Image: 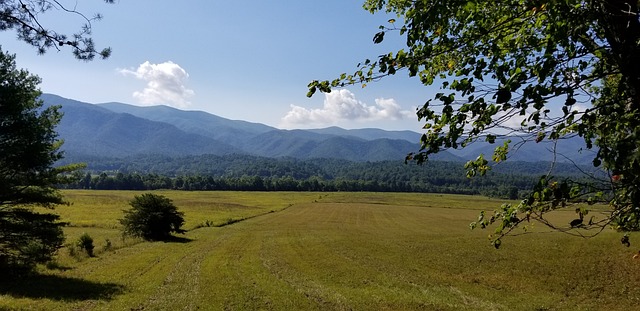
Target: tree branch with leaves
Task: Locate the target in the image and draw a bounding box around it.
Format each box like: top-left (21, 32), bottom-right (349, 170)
top-left (0, 0), bottom-right (113, 60)
top-left (309, 0), bottom-right (640, 247)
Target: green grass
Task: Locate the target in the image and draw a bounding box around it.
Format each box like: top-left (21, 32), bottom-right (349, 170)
top-left (1, 191), bottom-right (638, 310)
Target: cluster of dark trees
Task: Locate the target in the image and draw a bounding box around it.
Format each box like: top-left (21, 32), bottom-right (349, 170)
top-left (66, 171), bottom-right (516, 196)
top-left (61, 155), bottom-right (600, 199)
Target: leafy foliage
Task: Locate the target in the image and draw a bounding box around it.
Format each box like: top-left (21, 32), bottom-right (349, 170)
top-left (0, 53), bottom-right (69, 209)
top-left (0, 0), bottom-right (113, 60)
top-left (0, 48), bottom-right (79, 274)
top-left (309, 0), bottom-right (640, 245)
top-left (77, 233), bottom-right (95, 257)
top-left (120, 194), bottom-right (185, 241)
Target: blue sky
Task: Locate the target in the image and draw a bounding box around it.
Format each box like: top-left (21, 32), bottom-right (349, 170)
top-left (0, 1), bottom-right (434, 131)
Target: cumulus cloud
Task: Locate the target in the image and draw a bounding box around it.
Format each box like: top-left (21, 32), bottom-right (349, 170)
top-left (281, 89), bottom-right (412, 127)
top-left (120, 61), bottom-right (194, 108)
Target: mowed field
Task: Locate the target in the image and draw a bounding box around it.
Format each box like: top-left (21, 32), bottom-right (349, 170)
top-left (1, 190), bottom-right (639, 310)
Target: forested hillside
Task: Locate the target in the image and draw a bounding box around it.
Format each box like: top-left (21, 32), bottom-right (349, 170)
top-left (42, 94), bottom-right (592, 165)
top-left (43, 94), bottom-right (444, 162)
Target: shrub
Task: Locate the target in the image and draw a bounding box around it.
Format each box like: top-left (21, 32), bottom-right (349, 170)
top-left (119, 193), bottom-right (185, 241)
top-left (67, 244), bottom-right (78, 257)
top-left (103, 238), bottom-right (112, 252)
top-left (77, 233), bottom-right (94, 257)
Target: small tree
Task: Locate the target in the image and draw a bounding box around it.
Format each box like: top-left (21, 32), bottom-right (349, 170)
top-left (77, 233), bottom-right (95, 257)
top-left (120, 194), bottom-right (185, 241)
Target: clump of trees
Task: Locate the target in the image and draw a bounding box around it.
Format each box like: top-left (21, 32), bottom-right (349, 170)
top-left (120, 194), bottom-right (185, 241)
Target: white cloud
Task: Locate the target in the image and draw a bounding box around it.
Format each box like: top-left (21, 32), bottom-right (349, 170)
top-left (120, 61), bottom-right (195, 108)
top-left (571, 103), bottom-right (588, 113)
top-left (281, 89), bottom-right (412, 128)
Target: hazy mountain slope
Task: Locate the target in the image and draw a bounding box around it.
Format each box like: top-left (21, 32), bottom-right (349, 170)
top-left (243, 130), bottom-right (325, 158)
top-left (97, 102), bottom-right (274, 145)
top-left (245, 131), bottom-right (462, 162)
top-left (447, 136), bottom-right (595, 164)
top-left (40, 94), bottom-right (593, 165)
top-left (41, 94), bottom-right (241, 157)
top-left (44, 94), bottom-right (430, 161)
top-left (307, 126), bottom-right (422, 142)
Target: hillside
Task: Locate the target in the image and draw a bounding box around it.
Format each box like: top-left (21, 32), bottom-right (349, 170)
top-left (97, 101), bottom-right (274, 146)
top-left (41, 94), bottom-right (593, 165)
top-left (41, 94), bottom-right (240, 157)
top-left (41, 94), bottom-right (440, 162)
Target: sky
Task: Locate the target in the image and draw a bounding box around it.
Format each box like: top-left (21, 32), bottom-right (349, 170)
top-left (0, 0), bottom-right (436, 131)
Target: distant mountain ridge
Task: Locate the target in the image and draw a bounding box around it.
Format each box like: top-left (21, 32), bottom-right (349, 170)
top-left (306, 126), bottom-right (421, 142)
top-left (43, 94), bottom-right (240, 157)
top-left (41, 94), bottom-right (594, 165)
top-left (97, 101), bottom-right (274, 146)
top-left (42, 94), bottom-right (453, 162)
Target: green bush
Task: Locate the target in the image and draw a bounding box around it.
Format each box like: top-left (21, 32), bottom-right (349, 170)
top-left (119, 193), bottom-right (185, 241)
top-left (67, 244), bottom-right (77, 257)
top-left (77, 233), bottom-right (94, 257)
top-left (103, 238), bottom-right (112, 252)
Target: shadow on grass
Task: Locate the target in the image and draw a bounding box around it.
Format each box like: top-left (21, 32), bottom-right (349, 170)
top-left (0, 274), bottom-right (125, 301)
top-left (162, 235), bottom-right (193, 243)
top-left (45, 261), bottom-right (72, 271)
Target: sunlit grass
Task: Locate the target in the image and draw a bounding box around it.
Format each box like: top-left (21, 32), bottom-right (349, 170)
top-left (1, 191), bottom-right (638, 310)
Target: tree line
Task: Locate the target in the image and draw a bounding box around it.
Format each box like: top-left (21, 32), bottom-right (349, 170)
top-left (60, 157), bottom-right (600, 200)
top-left (64, 171), bottom-right (525, 198)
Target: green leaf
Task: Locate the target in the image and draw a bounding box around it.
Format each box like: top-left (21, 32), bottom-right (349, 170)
top-left (495, 88), bottom-right (511, 103)
top-left (493, 238), bottom-right (502, 249)
top-left (486, 134), bottom-right (496, 143)
top-left (373, 31), bottom-right (385, 44)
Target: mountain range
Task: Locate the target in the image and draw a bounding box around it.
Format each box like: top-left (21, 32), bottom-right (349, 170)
top-left (41, 94), bottom-right (595, 165)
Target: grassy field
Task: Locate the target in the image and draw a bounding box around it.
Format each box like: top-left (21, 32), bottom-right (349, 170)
top-left (1, 190), bottom-right (639, 310)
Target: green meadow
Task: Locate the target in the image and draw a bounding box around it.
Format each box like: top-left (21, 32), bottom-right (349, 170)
top-left (1, 190), bottom-right (639, 310)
